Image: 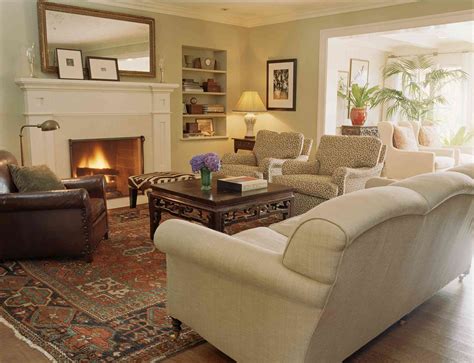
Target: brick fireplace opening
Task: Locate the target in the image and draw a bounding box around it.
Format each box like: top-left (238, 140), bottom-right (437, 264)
top-left (69, 136), bottom-right (145, 199)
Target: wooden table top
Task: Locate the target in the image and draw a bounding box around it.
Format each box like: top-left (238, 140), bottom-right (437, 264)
top-left (150, 179), bottom-right (294, 207)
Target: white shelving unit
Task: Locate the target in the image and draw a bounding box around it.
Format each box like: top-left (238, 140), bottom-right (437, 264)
top-left (181, 46), bottom-right (228, 141)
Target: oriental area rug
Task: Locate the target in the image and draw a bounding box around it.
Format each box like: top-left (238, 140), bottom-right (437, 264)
top-left (0, 205), bottom-right (278, 362)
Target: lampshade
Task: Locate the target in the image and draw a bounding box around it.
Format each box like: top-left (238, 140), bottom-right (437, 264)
top-left (39, 120), bottom-right (60, 131)
top-left (233, 91), bottom-right (266, 112)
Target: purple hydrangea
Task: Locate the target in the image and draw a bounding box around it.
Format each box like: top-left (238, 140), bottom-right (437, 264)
top-left (190, 152), bottom-right (221, 173)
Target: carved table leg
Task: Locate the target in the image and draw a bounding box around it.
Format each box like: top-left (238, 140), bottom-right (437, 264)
top-left (149, 194), bottom-right (162, 240)
top-left (170, 317), bottom-right (182, 340)
top-left (209, 211), bottom-right (225, 232)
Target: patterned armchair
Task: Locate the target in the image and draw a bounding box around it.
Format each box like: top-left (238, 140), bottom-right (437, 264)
top-left (218, 130), bottom-right (313, 181)
top-left (273, 135), bottom-right (386, 215)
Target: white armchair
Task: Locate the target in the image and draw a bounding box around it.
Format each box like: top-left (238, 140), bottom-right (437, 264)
top-left (407, 120), bottom-right (474, 165)
top-left (378, 121), bottom-right (456, 179)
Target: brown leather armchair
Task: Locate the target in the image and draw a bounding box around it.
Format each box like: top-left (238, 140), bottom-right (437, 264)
top-left (0, 150), bottom-right (109, 262)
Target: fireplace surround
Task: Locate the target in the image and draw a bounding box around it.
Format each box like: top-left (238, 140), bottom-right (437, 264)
top-left (15, 78), bottom-right (179, 180)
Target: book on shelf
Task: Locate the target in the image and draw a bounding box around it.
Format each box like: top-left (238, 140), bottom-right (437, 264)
top-left (217, 176), bottom-right (268, 192)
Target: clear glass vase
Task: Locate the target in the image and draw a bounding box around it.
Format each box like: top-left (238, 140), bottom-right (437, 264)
top-left (200, 168), bottom-right (212, 191)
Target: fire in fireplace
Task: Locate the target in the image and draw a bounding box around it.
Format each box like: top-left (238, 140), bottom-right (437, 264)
top-left (69, 136), bottom-right (145, 199)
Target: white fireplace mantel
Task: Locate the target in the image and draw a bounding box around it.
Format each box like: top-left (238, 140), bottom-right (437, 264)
top-left (15, 78), bottom-right (179, 176)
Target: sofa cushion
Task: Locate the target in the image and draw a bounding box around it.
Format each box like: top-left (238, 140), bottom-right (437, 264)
top-left (273, 174), bottom-right (338, 199)
top-left (460, 153), bottom-right (474, 166)
top-left (253, 130), bottom-right (304, 165)
top-left (8, 164), bottom-right (65, 192)
top-left (419, 125), bottom-right (442, 147)
top-left (393, 126), bottom-right (418, 151)
top-left (392, 171), bottom-right (474, 210)
top-left (90, 198), bottom-right (106, 221)
top-left (270, 214), bottom-right (303, 237)
top-left (316, 135), bottom-right (382, 175)
top-left (233, 227), bottom-right (288, 254)
top-left (449, 163), bottom-right (474, 178)
top-left (434, 156), bottom-right (455, 170)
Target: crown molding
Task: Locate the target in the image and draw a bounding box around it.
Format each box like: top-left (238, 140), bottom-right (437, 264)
top-left (87, 0), bottom-right (418, 28)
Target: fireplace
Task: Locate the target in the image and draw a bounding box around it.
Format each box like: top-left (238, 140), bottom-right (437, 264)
top-left (69, 136), bottom-right (145, 199)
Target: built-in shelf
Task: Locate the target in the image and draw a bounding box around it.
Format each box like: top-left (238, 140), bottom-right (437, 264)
top-left (182, 46), bottom-right (227, 140)
top-left (183, 113), bottom-right (227, 118)
top-left (180, 135), bottom-right (229, 141)
top-left (182, 67), bottom-right (226, 74)
top-left (182, 91), bottom-right (226, 96)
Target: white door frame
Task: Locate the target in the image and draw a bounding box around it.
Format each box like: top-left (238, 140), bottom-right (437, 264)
top-left (317, 9), bottom-right (474, 142)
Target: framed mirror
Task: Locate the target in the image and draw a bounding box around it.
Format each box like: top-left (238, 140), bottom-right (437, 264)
top-left (38, 2), bottom-right (155, 78)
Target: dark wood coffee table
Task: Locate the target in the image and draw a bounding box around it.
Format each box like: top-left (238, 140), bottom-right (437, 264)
top-left (148, 179), bottom-right (294, 238)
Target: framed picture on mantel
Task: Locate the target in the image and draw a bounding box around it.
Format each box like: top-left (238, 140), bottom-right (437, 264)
top-left (266, 59), bottom-right (297, 111)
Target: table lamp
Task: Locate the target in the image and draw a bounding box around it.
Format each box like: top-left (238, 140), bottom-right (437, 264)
top-left (233, 91), bottom-right (266, 139)
top-left (19, 120), bottom-right (60, 166)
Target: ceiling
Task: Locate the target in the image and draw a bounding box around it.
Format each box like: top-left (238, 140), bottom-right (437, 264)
top-left (88, 0), bottom-right (417, 28)
top-left (335, 21), bottom-right (474, 53)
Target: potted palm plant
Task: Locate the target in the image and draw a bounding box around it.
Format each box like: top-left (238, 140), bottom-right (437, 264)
top-left (375, 55), bottom-right (467, 122)
top-left (346, 83), bottom-right (379, 125)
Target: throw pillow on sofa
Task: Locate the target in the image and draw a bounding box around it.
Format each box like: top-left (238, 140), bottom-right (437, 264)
top-left (419, 125), bottom-right (442, 147)
top-left (393, 126), bottom-right (418, 151)
top-left (8, 164), bottom-right (65, 192)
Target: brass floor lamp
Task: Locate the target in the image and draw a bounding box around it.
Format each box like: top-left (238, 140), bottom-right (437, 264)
top-left (19, 120), bottom-right (60, 166)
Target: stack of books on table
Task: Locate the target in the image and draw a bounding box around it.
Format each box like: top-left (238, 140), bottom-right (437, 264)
top-left (183, 79), bottom-right (203, 92)
top-left (217, 176), bottom-right (268, 192)
top-left (203, 104), bottom-right (225, 113)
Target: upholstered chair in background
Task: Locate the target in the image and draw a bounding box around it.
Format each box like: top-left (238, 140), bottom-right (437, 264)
top-left (218, 130), bottom-right (313, 181)
top-left (378, 121), bottom-right (456, 179)
top-left (272, 135), bottom-right (386, 215)
top-left (0, 150), bottom-right (109, 262)
top-left (407, 120), bottom-right (474, 165)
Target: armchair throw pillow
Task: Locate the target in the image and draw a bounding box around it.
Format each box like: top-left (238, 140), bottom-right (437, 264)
top-left (393, 126), bottom-right (418, 151)
top-left (419, 125), bottom-right (442, 147)
top-left (8, 164), bottom-right (65, 192)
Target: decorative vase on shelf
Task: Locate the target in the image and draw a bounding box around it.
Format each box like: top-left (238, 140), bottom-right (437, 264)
top-left (190, 152), bottom-right (221, 191)
top-left (200, 168), bottom-right (212, 191)
top-left (350, 107), bottom-right (367, 126)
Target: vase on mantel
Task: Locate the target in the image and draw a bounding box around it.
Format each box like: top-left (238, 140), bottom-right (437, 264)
top-left (200, 168), bottom-right (212, 191)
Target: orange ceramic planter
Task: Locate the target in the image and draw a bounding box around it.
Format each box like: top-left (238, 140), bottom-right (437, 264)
top-left (350, 107), bottom-right (367, 126)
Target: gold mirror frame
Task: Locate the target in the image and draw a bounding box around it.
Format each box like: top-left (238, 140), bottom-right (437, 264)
top-left (38, 1), bottom-right (156, 78)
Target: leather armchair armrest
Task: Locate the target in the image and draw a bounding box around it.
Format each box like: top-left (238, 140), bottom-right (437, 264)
top-left (62, 175), bottom-right (106, 199)
top-left (222, 152), bottom-right (257, 166)
top-left (0, 189), bottom-right (90, 212)
top-left (282, 160), bottom-right (319, 175)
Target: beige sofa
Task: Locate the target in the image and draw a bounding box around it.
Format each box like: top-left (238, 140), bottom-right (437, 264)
top-left (155, 167), bottom-right (473, 362)
top-left (218, 130), bottom-right (313, 181)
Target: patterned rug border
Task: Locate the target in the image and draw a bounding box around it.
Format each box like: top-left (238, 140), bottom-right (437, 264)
top-left (1, 308), bottom-right (63, 362)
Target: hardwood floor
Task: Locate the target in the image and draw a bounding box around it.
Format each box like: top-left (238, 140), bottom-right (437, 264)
top-left (0, 272), bottom-right (472, 363)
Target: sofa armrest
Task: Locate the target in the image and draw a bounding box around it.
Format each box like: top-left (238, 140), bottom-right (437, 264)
top-left (385, 149), bottom-right (435, 179)
top-left (419, 146), bottom-right (455, 158)
top-left (221, 152), bottom-right (257, 166)
top-left (282, 160), bottom-right (320, 175)
top-left (332, 165), bottom-right (384, 195)
top-left (155, 219), bottom-right (326, 307)
top-left (0, 189), bottom-right (90, 212)
top-left (62, 175), bottom-right (106, 200)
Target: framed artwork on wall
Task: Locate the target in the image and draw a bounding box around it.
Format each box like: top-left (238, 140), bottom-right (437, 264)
top-left (87, 56), bottom-right (120, 81)
top-left (266, 59), bottom-right (297, 111)
top-left (349, 58), bottom-right (369, 87)
top-left (56, 48), bottom-right (84, 80)
top-left (337, 70), bottom-right (349, 98)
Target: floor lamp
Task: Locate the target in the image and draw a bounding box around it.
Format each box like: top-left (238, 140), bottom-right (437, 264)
top-left (19, 120), bottom-right (60, 166)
